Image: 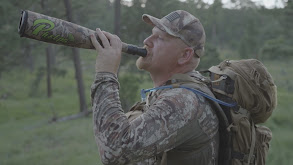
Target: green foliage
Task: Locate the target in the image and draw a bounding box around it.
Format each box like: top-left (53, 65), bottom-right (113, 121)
top-left (261, 36), bottom-right (293, 60)
top-left (118, 73), bottom-right (141, 110)
top-left (238, 13), bottom-right (259, 58)
top-left (118, 57), bottom-right (153, 110)
top-left (259, 1), bottom-right (293, 60)
top-left (197, 44), bottom-right (221, 70)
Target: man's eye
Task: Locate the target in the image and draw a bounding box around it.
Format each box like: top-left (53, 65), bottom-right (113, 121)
top-left (158, 36), bottom-right (164, 40)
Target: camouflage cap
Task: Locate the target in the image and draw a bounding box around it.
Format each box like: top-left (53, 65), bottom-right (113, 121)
top-left (142, 10), bottom-right (206, 57)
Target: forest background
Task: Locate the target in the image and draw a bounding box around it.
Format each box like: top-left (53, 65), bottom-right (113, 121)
top-left (0, 0), bottom-right (292, 164)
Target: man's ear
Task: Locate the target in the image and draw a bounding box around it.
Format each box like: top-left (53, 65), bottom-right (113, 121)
top-left (178, 47), bottom-right (194, 65)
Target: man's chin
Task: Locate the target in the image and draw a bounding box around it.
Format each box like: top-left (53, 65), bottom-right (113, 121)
top-left (136, 57), bottom-right (144, 70)
top-left (136, 57), bottom-right (148, 70)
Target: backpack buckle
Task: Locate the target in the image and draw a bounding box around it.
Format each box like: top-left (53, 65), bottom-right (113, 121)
top-left (234, 106), bottom-right (250, 116)
top-left (225, 60), bottom-right (231, 66)
top-left (211, 75), bottom-right (227, 83)
top-left (232, 151), bottom-right (255, 164)
top-left (243, 154), bottom-right (255, 164)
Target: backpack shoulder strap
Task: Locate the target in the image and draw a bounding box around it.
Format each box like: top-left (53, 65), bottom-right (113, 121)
top-left (140, 72), bottom-right (233, 165)
top-left (141, 84), bottom-right (236, 108)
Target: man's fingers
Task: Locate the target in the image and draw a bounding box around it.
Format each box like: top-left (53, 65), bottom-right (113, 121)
top-left (103, 31), bottom-right (122, 49)
top-left (96, 28), bottom-right (110, 48)
top-left (90, 34), bottom-right (102, 50)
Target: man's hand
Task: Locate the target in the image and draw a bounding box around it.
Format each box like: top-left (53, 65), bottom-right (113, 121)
top-left (90, 28), bottom-right (122, 75)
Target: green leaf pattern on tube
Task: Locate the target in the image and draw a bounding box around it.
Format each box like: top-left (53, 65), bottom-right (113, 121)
top-left (19, 10), bottom-right (96, 49)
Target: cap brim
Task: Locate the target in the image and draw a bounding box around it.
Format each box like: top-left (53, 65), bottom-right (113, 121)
top-left (142, 14), bottom-right (178, 37)
top-left (142, 14), bottom-right (165, 30)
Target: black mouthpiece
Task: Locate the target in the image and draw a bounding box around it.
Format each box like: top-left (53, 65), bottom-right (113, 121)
top-left (127, 44), bottom-right (147, 57)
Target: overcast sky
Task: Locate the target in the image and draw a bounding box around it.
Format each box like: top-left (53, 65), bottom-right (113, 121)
top-left (203, 0), bottom-right (286, 8)
top-left (122, 0), bottom-right (287, 8)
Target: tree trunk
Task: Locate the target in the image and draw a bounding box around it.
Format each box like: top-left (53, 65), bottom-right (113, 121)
top-left (212, 24), bottom-right (217, 44)
top-left (114, 0), bottom-right (121, 36)
top-left (24, 42), bottom-right (34, 72)
top-left (41, 0), bottom-right (53, 98)
top-left (72, 48), bottom-right (88, 112)
top-left (64, 0), bottom-right (88, 112)
top-left (46, 45), bottom-right (52, 98)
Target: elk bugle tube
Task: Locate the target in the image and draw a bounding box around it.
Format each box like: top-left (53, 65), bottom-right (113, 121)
top-left (18, 10), bottom-right (147, 57)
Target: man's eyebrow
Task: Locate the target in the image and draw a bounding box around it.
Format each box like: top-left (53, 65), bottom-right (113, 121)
top-left (152, 28), bottom-right (170, 38)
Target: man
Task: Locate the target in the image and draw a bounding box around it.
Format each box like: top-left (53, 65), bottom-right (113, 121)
top-left (90, 10), bottom-right (219, 165)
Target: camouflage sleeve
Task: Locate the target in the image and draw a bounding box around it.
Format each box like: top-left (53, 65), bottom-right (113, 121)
top-left (91, 72), bottom-right (217, 165)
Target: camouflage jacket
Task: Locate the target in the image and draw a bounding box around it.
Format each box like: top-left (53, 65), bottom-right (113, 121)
top-left (91, 71), bottom-right (219, 165)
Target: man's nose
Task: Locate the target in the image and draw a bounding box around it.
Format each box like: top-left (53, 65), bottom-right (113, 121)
top-left (143, 35), bottom-right (154, 48)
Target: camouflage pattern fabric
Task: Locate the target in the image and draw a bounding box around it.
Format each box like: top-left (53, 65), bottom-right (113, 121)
top-left (91, 72), bottom-right (219, 165)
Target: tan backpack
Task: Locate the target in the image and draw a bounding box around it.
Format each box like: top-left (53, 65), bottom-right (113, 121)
top-left (127, 59), bottom-right (277, 165)
top-left (207, 59), bottom-right (277, 165)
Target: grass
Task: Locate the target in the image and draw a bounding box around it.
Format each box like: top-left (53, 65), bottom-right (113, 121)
top-left (0, 56), bottom-right (292, 165)
top-left (0, 117), bottom-right (102, 165)
top-left (265, 90), bottom-right (293, 164)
